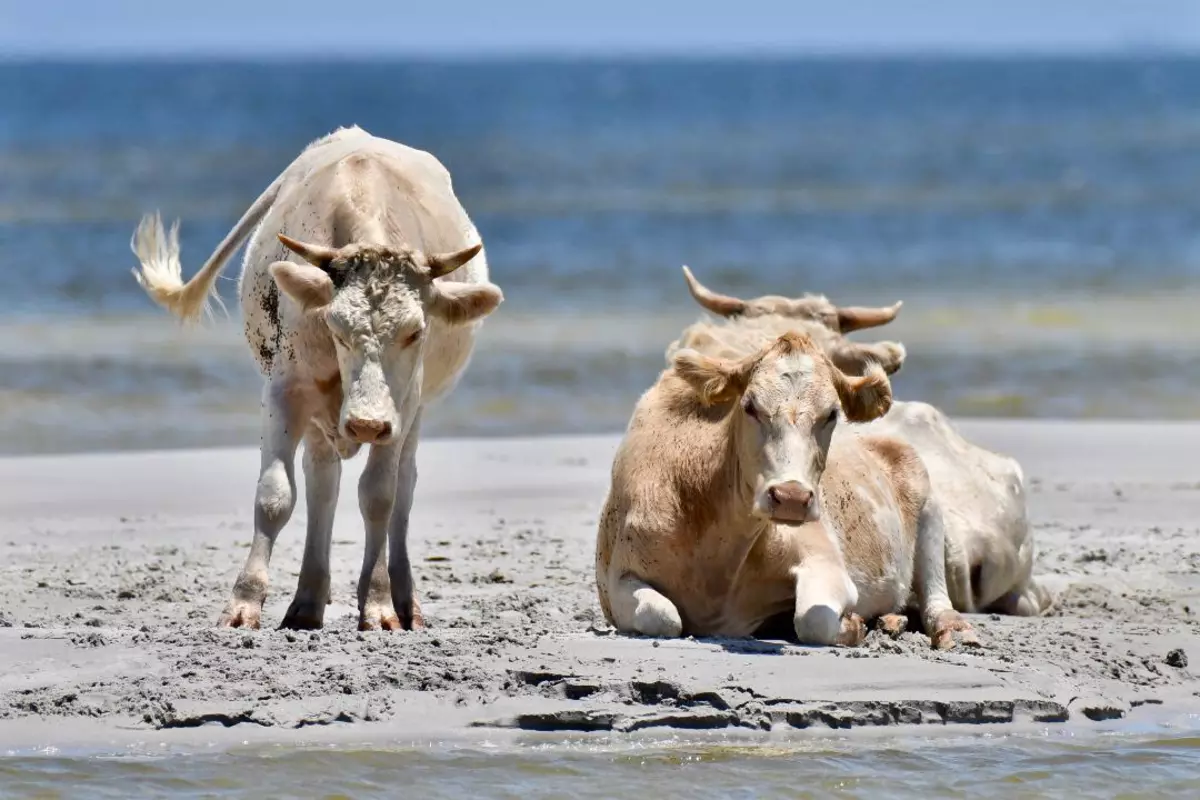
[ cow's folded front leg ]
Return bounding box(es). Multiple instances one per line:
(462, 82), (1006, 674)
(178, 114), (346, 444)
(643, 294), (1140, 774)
(357, 439), (402, 631)
(791, 558), (858, 646)
(219, 380), (305, 629)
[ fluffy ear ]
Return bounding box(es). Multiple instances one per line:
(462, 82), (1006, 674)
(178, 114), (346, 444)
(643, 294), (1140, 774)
(268, 260), (334, 311)
(832, 361), (893, 423)
(428, 243), (484, 279)
(672, 348), (752, 406)
(428, 280), (503, 325)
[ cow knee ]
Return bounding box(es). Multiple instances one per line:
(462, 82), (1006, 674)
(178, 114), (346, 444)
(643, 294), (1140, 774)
(358, 481), (395, 526)
(255, 462), (295, 527)
(633, 596), (683, 638)
(794, 603), (841, 645)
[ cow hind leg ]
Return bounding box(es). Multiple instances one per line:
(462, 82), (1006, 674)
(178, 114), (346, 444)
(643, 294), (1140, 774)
(281, 429), (341, 630)
(218, 382), (305, 629)
(609, 575), (683, 638)
(987, 578), (1054, 617)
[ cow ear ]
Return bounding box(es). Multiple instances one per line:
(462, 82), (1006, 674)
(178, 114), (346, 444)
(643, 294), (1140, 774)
(428, 280), (503, 325)
(269, 260), (334, 311)
(832, 361), (892, 423)
(672, 349), (752, 406)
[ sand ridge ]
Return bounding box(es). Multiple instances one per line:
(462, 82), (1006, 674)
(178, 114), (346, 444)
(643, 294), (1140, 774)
(0, 423), (1198, 750)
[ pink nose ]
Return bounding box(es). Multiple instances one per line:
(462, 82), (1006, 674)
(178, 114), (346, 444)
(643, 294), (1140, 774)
(344, 418), (392, 444)
(766, 481), (815, 522)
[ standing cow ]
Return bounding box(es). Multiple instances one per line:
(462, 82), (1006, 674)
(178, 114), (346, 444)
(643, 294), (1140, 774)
(130, 126), (502, 631)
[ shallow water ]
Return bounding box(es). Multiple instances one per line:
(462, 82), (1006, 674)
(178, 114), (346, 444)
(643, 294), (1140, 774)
(5, 730), (1200, 798)
(6, 57), (1200, 452)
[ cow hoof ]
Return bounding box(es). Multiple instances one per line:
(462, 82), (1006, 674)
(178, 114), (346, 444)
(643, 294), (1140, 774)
(280, 599), (326, 631)
(359, 604), (403, 632)
(217, 602), (262, 629)
(836, 612), (867, 647)
(931, 611), (980, 651)
(877, 613), (908, 639)
(398, 596), (426, 631)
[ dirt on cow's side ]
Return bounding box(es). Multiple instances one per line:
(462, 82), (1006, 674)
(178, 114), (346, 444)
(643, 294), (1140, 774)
(1, 431), (1200, 745)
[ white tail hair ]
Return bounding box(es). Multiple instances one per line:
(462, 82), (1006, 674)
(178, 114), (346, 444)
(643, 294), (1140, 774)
(129, 174), (283, 324)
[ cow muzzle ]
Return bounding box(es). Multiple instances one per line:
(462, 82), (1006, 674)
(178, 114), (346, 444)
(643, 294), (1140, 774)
(762, 480), (819, 523)
(343, 417), (394, 445)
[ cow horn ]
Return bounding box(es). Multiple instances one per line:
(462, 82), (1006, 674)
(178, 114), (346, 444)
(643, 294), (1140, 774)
(837, 301), (902, 332)
(428, 243), (483, 279)
(277, 234), (339, 269)
(681, 266), (747, 317)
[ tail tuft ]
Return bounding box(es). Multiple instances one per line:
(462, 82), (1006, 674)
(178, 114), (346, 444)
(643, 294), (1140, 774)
(130, 213), (224, 323)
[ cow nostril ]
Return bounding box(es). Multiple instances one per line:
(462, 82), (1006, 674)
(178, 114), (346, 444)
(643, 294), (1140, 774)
(767, 486), (781, 505)
(345, 418), (390, 443)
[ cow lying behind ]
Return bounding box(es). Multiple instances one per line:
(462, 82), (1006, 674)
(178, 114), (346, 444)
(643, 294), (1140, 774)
(130, 126), (502, 631)
(672, 268), (1051, 617)
(595, 331), (976, 648)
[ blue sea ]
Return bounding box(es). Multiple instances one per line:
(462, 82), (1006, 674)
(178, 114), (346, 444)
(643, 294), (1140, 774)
(4, 58), (1200, 453)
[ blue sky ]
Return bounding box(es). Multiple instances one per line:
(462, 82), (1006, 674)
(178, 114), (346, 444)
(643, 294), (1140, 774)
(3, 0), (1199, 57)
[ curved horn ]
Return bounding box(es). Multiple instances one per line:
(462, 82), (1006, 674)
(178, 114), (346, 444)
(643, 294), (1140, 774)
(277, 233), (339, 269)
(837, 301), (902, 333)
(428, 243), (483, 279)
(681, 266), (747, 317)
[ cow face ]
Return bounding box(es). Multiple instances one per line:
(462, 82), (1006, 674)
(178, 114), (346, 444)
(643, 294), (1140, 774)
(269, 235), (502, 446)
(673, 332), (892, 524)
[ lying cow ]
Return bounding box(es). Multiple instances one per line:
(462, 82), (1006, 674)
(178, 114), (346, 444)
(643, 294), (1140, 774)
(672, 268), (1051, 617)
(595, 331), (976, 648)
(130, 125), (502, 631)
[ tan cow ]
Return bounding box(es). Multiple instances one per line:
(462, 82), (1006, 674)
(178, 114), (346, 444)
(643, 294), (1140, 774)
(130, 126), (502, 631)
(673, 268), (1051, 617)
(595, 331), (976, 649)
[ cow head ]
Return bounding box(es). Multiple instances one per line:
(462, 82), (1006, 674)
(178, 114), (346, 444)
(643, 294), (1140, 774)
(269, 234), (501, 446)
(673, 332), (892, 524)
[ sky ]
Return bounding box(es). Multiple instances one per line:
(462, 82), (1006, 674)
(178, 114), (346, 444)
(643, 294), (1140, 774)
(2, 0), (1199, 58)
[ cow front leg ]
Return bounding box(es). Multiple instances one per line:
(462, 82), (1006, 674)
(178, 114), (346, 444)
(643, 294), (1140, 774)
(281, 429), (341, 630)
(387, 408), (424, 630)
(915, 498), (980, 650)
(357, 439), (402, 631)
(219, 380), (306, 629)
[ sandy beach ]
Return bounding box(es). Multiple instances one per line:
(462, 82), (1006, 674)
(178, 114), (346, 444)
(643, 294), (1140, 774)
(0, 419), (1197, 755)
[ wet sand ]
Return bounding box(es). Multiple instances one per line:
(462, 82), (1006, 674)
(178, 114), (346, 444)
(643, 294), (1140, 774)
(1, 421), (1199, 753)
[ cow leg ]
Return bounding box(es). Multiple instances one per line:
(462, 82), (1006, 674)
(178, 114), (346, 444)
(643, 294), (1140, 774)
(792, 558), (858, 646)
(357, 439), (402, 631)
(387, 408), (424, 630)
(218, 380), (306, 629)
(608, 575), (683, 638)
(281, 429), (341, 630)
(915, 499), (980, 650)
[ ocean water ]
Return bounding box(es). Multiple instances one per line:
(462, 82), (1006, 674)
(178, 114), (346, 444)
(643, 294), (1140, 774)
(5, 58), (1200, 452)
(5, 730), (1200, 799)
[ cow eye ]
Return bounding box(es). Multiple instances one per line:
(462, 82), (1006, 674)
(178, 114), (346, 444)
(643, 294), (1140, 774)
(743, 397), (759, 420)
(403, 330), (423, 348)
(824, 408), (839, 428)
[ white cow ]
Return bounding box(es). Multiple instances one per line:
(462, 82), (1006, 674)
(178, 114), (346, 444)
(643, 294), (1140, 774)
(130, 126), (503, 631)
